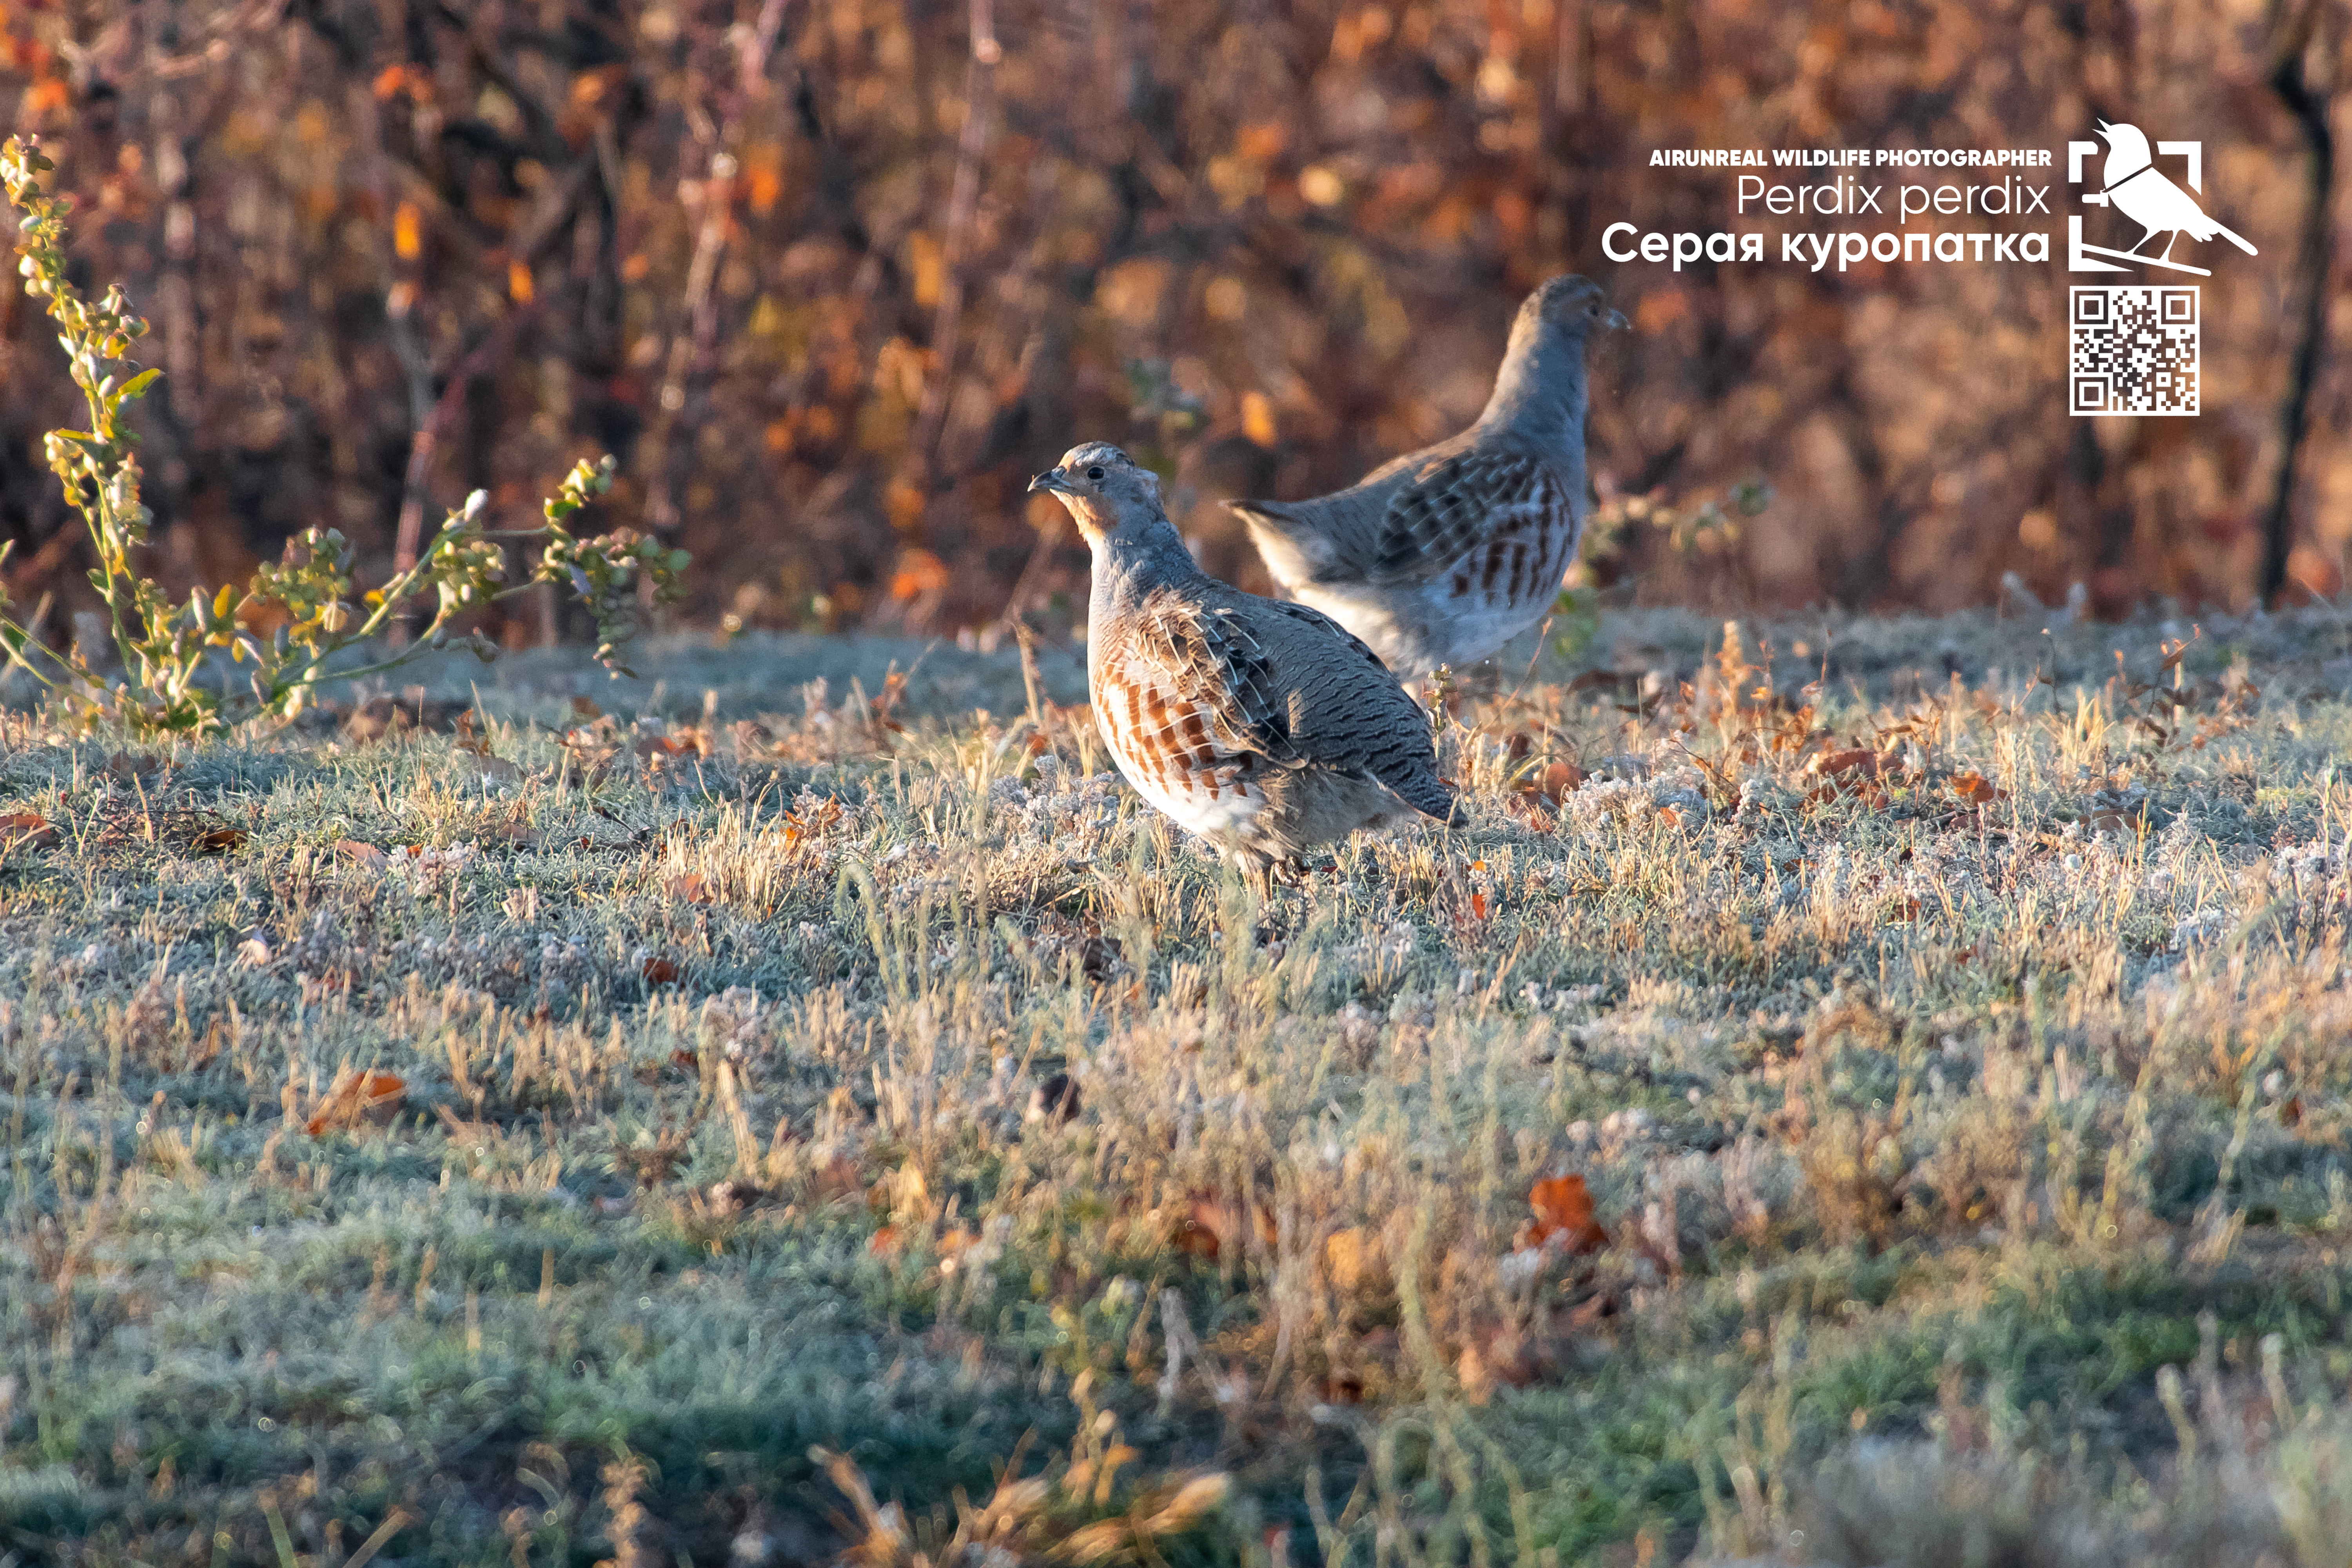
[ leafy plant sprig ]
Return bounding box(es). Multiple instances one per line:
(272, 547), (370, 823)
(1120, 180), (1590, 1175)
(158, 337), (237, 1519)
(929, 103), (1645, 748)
(0, 136), (687, 733)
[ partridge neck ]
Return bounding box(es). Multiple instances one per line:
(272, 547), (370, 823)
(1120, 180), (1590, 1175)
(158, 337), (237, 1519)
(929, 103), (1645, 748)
(1087, 517), (1201, 619)
(1476, 327), (1588, 453)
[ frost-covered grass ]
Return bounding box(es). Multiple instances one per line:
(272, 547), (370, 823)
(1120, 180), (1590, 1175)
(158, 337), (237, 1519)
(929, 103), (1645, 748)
(4, 605), (2352, 1566)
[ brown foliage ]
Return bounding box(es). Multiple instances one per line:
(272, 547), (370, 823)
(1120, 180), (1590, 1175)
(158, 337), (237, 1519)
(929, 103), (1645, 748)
(1, 0), (2341, 641)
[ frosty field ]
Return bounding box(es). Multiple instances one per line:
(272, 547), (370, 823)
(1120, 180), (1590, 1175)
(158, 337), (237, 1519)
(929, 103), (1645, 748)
(4, 605), (2352, 1567)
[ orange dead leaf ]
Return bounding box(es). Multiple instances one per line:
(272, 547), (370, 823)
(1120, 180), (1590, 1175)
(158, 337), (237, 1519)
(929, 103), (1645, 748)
(1806, 749), (1894, 807)
(1519, 760), (1585, 805)
(1808, 748), (1880, 779)
(781, 797), (844, 847)
(1, 812), (60, 849)
(868, 1224), (903, 1257)
(1173, 1194), (1274, 1261)
(642, 956), (681, 985)
(1949, 771), (2002, 805)
(1171, 1216), (1222, 1260)
(508, 258), (534, 303)
(393, 200), (421, 261)
(1234, 121), (1288, 162)
(1525, 1174), (1608, 1254)
(306, 1071), (407, 1136)
(744, 143), (785, 214)
(632, 731), (709, 765)
(24, 76), (69, 115)
(371, 64), (407, 100)
(664, 873), (713, 903)
(1240, 390), (1278, 448)
(889, 546), (949, 599)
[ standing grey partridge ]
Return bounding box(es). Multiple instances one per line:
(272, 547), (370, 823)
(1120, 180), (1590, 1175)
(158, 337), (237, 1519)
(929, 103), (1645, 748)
(1029, 443), (1458, 877)
(1225, 274), (1624, 679)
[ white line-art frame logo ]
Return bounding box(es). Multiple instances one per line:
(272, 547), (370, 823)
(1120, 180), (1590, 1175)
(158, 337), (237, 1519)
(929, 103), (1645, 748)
(2066, 124), (2256, 277)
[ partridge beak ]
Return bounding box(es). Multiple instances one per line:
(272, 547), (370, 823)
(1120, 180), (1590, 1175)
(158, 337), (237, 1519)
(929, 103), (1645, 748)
(1604, 307), (1630, 331)
(1029, 467), (1076, 496)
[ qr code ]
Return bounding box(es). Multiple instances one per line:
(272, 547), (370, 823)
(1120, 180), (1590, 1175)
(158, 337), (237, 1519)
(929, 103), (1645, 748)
(2071, 287), (2198, 416)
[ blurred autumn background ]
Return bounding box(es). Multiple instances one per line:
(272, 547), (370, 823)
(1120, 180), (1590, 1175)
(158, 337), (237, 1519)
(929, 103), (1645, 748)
(0, 0), (2344, 650)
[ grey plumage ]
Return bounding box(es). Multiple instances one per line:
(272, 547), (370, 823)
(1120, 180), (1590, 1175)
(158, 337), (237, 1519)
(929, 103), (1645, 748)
(1227, 274), (1622, 678)
(1029, 442), (1458, 875)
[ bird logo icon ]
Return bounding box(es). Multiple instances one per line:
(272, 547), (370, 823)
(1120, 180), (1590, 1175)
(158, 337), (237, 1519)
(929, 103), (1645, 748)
(2068, 123), (2256, 276)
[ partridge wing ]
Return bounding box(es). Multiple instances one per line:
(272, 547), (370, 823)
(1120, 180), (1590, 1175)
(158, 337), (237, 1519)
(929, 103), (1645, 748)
(1367, 450), (1560, 588)
(1244, 599), (1458, 823)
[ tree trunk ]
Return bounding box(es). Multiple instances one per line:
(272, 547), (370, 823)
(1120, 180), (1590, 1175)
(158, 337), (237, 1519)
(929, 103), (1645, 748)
(2258, 2), (2336, 606)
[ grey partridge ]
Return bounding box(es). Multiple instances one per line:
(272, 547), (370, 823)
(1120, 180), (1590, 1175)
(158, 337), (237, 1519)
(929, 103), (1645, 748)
(1029, 443), (1457, 877)
(1225, 274), (1623, 679)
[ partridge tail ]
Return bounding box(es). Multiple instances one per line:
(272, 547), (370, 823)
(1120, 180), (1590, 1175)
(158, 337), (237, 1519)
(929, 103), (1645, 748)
(1225, 497), (1301, 528)
(1227, 499), (1334, 589)
(1381, 763), (1463, 827)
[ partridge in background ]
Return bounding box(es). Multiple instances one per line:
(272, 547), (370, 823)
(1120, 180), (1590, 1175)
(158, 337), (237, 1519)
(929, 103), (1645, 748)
(1226, 275), (1624, 679)
(1030, 443), (1459, 878)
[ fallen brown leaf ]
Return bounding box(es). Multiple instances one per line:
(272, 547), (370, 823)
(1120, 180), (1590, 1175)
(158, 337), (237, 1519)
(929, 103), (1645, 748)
(1523, 1174), (1609, 1254)
(1808, 748), (1881, 779)
(1525, 760), (1585, 804)
(1171, 1216), (1223, 1260)
(1948, 770), (2002, 805)
(1174, 1194), (1274, 1262)
(1, 812), (61, 849)
(306, 1071), (407, 1136)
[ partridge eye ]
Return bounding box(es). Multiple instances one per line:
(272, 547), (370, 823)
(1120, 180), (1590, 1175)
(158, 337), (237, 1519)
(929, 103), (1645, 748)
(1085, 465), (1105, 480)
